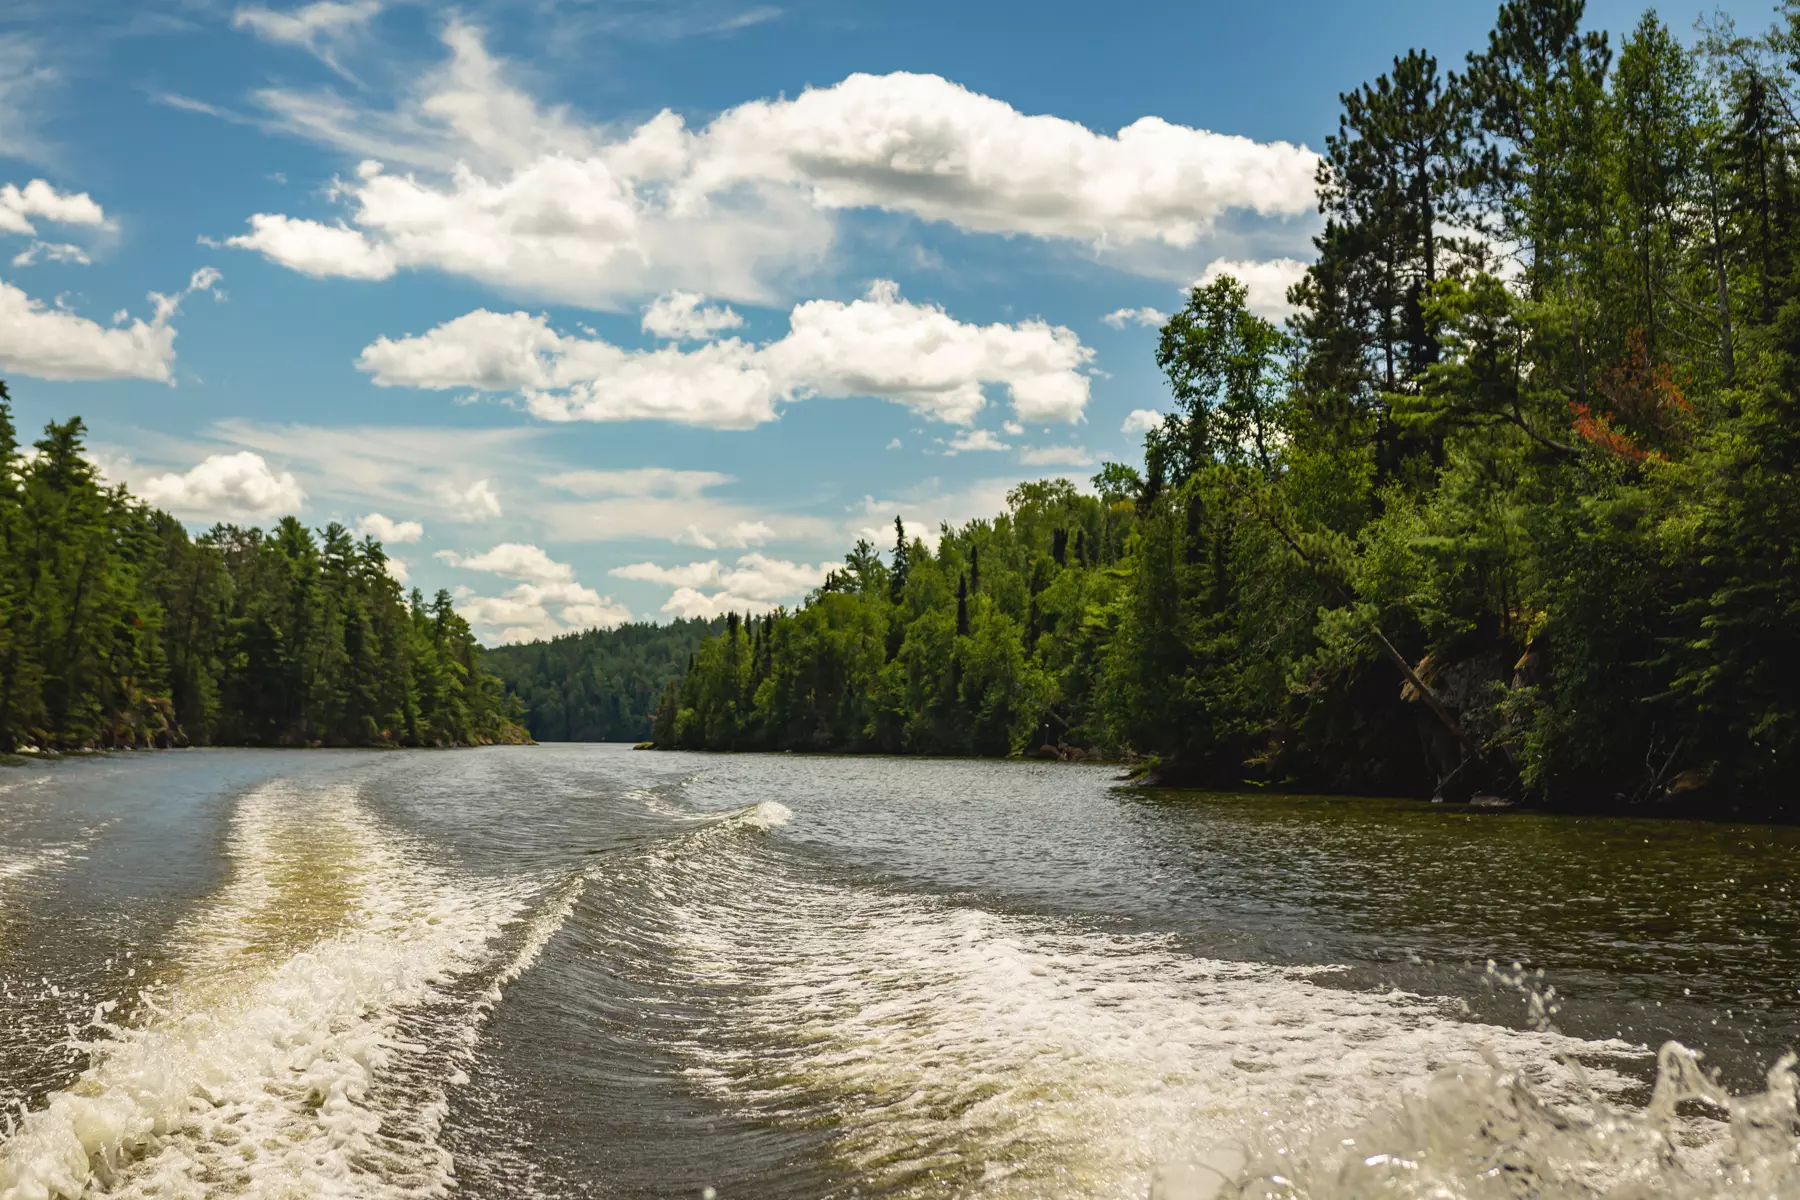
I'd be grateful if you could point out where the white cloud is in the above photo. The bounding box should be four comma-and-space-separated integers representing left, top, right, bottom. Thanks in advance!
354, 511, 422, 543
611, 551, 828, 605
945, 428, 1010, 454
1002, 421, 1023, 435
435, 477, 502, 520
225, 213, 396, 279
1121, 409, 1164, 435
1019, 444, 1095, 467
146, 420, 822, 551
459, 582, 632, 644
169, 420, 541, 533
232, 1, 381, 78
661, 587, 776, 619
610, 559, 724, 590
11, 241, 91, 267
141, 451, 306, 521
0, 180, 108, 237
1195, 257, 1309, 321
437, 540, 571, 583
725, 520, 773, 546
685, 71, 1316, 245
0, 267, 219, 383
1102, 306, 1167, 329
439, 539, 630, 643
228, 25, 1317, 302
642, 290, 742, 340
385, 556, 410, 584
359, 280, 1092, 428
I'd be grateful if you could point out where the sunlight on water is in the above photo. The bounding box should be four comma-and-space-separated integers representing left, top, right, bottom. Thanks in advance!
0, 780, 580, 1200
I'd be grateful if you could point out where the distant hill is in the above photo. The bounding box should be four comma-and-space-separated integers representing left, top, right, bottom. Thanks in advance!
483, 618, 726, 742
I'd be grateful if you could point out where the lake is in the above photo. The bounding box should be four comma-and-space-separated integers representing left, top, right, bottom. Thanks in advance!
1, 745, 1797, 1198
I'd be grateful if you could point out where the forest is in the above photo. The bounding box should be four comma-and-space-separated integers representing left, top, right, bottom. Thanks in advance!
483, 618, 724, 743
653, 0, 1800, 817
0, 395, 525, 751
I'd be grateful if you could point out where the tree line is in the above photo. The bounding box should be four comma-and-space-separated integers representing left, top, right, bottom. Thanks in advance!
653, 0, 1800, 817
482, 617, 724, 742
0, 393, 525, 751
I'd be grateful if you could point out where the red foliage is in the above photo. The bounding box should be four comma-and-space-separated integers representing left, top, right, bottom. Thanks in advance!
1570, 331, 1690, 460
1569, 401, 1655, 461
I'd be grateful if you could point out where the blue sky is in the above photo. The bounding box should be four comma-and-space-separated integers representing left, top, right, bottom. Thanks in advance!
0, 0, 1774, 641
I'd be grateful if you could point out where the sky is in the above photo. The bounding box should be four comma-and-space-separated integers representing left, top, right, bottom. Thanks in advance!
0, 0, 1777, 643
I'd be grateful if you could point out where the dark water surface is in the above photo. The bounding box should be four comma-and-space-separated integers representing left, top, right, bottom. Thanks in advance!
1, 746, 1797, 1199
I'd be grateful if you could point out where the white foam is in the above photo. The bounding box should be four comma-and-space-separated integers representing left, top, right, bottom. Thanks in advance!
0, 781, 577, 1200
739, 800, 792, 829
603, 826, 1689, 1200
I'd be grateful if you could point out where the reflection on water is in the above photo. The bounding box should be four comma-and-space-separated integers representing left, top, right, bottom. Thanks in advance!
0, 746, 1796, 1198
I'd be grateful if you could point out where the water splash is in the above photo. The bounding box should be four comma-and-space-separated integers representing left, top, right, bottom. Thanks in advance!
0, 781, 578, 1200
1160, 1041, 1800, 1200
738, 800, 793, 829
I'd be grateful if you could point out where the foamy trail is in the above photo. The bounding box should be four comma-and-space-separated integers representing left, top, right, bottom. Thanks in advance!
586, 808, 1727, 1200
0, 779, 577, 1200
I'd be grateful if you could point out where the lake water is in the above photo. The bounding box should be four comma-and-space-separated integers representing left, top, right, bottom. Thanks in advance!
1, 745, 1798, 1198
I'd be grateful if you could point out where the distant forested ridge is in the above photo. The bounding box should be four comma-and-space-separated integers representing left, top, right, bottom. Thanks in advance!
482, 618, 724, 742
0, 393, 526, 751
656, 0, 1800, 817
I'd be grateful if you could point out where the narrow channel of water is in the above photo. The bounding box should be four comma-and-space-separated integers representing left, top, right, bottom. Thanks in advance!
1, 745, 1797, 1198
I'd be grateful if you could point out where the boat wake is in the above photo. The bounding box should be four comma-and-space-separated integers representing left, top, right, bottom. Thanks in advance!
584, 800, 1800, 1200
0, 780, 580, 1200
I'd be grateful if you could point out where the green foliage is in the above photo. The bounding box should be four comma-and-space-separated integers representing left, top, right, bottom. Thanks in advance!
0, 392, 524, 751
663, 0, 1800, 816
481, 618, 724, 741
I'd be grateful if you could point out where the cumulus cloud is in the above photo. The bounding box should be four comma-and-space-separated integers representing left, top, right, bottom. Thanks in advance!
945, 428, 1010, 454
1019, 444, 1095, 467
1102, 306, 1167, 329
1195, 256, 1309, 321
439, 539, 630, 642
225, 213, 396, 279
359, 280, 1092, 428
436, 540, 571, 582
0, 267, 220, 383
671, 520, 773, 550
0, 180, 109, 237
354, 511, 422, 543
141, 451, 306, 521
227, 24, 1317, 301
686, 72, 1317, 245
642, 290, 742, 340
435, 477, 502, 519
660, 587, 776, 619
611, 552, 828, 605
1121, 409, 1164, 435
385, 556, 410, 584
